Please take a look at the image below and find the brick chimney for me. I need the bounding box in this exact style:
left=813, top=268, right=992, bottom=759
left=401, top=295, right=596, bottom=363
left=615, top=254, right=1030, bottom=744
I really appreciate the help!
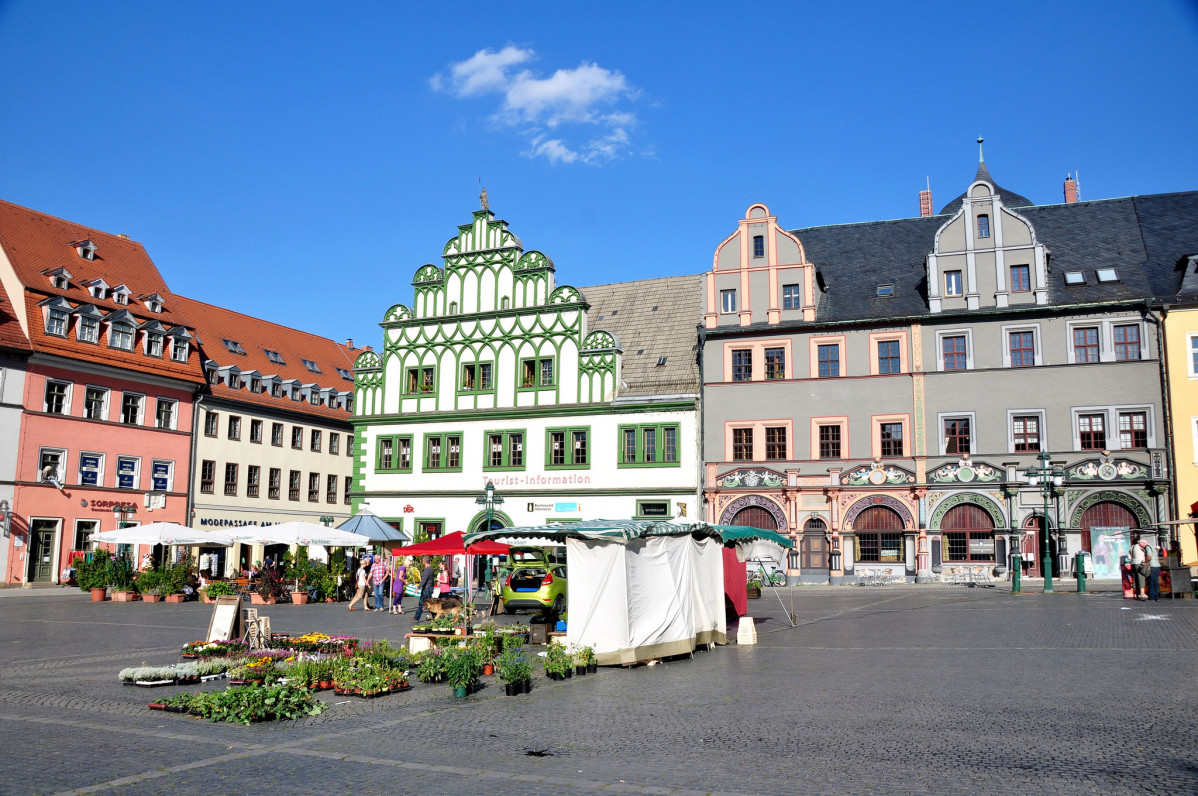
left=919, top=178, right=933, bottom=217
left=1064, top=174, right=1078, bottom=204
left=345, top=338, right=354, bottom=349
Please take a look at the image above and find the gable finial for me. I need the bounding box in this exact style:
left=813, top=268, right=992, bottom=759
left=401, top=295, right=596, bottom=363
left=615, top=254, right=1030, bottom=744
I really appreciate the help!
left=480, top=185, right=489, bottom=212
left=977, top=136, right=985, bottom=164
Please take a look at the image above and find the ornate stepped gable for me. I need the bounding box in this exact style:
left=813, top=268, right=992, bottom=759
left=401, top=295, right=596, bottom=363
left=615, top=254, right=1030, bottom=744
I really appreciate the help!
left=354, top=207, right=620, bottom=415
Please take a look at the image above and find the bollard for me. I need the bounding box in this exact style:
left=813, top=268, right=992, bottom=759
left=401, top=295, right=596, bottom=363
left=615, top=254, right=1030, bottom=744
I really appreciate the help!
left=1075, top=551, right=1087, bottom=594
left=1012, top=553, right=1022, bottom=594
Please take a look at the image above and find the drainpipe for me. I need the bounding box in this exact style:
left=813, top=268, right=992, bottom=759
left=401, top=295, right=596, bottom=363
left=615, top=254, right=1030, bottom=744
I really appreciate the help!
left=187, top=389, right=203, bottom=531
left=1147, top=304, right=1177, bottom=539
left=695, top=323, right=706, bottom=522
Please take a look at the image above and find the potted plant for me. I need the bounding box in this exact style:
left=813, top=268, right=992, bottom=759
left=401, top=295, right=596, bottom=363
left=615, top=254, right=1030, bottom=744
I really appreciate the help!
left=252, top=567, right=282, bottom=604
left=108, top=556, right=138, bottom=600
left=200, top=580, right=235, bottom=603
left=543, top=642, right=571, bottom=681
left=137, top=568, right=163, bottom=602
left=285, top=551, right=312, bottom=604
left=746, top=577, right=762, bottom=600
left=495, top=647, right=533, bottom=695
left=76, top=552, right=109, bottom=601
left=162, top=558, right=190, bottom=603
left=446, top=647, right=479, bottom=698
left=416, top=647, right=448, bottom=684
left=572, top=644, right=596, bottom=676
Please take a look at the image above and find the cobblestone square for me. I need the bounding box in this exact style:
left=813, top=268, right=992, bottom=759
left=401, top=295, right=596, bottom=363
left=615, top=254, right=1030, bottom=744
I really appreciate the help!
left=1, top=586, right=1195, bottom=795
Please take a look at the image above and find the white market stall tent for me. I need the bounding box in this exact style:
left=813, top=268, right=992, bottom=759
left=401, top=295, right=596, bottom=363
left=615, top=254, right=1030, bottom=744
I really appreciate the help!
left=465, top=520, right=792, bottom=666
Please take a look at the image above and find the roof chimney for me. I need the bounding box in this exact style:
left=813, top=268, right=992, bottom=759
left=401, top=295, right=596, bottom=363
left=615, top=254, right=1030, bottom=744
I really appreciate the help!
left=116, top=233, right=129, bottom=239
left=1064, top=173, right=1078, bottom=204
left=919, top=177, right=933, bottom=217
left=345, top=338, right=354, bottom=349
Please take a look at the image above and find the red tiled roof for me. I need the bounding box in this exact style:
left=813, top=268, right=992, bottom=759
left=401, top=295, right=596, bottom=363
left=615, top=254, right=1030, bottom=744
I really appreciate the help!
left=0, top=198, right=204, bottom=383
left=174, top=295, right=357, bottom=422
left=0, top=278, right=31, bottom=352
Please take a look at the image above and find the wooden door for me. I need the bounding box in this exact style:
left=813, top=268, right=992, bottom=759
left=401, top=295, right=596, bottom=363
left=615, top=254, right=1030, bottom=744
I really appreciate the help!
left=801, top=535, right=828, bottom=569
left=28, top=520, right=58, bottom=583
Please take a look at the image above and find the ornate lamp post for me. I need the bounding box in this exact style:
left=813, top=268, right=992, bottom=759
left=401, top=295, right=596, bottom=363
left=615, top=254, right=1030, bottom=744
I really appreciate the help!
left=1023, top=452, right=1065, bottom=593
left=473, top=481, right=504, bottom=604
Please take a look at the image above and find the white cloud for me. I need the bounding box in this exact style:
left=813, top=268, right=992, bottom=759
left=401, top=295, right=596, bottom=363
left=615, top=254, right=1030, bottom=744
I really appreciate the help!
left=432, top=46, right=642, bottom=165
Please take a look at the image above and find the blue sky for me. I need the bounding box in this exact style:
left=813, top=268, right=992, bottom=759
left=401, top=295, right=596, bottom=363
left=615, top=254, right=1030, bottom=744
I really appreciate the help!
left=1, top=1, right=1196, bottom=351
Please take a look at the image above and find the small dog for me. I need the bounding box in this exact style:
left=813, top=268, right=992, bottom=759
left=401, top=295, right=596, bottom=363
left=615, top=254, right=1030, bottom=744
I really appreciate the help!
left=424, top=596, right=463, bottom=620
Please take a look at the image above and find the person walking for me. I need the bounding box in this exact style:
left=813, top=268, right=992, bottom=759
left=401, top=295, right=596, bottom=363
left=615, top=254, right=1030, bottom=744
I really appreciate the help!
left=347, top=558, right=370, bottom=611
left=1140, top=536, right=1161, bottom=602
left=370, top=554, right=388, bottom=612
left=390, top=557, right=408, bottom=615
left=1130, top=536, right=1154, bottom=601
left=436, top=559, right=451, bottom=599
left=412, top=556, right=436, bottom=621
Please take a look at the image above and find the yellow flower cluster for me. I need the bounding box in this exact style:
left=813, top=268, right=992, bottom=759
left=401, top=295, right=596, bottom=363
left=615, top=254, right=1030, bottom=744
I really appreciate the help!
left=295, top=632, right=329, bottom=643
left=245, top=657, right=274, bottom=669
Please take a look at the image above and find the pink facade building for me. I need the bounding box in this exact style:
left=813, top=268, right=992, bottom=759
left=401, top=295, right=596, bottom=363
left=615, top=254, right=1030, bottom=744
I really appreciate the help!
left=0, top=200, right=205, bottom=584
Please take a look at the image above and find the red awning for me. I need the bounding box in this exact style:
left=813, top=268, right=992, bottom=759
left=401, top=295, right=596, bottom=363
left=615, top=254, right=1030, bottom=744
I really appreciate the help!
left=391, top=530, right=509, bottom=557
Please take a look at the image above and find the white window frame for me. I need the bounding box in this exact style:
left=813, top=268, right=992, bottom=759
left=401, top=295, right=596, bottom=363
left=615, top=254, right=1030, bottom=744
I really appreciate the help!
left=720, top=289, right=737, bottom=314
left=1072, top=406, right=1111, bottom=451
left=1071, top=404, right=1155, bottom=451
left=120, top=392, right=145, bottom=425
left=78, top=451, right=105, bottom=486
left=82, top=385, right=109, bottom=421
left=38, top=447, right=67, bottom=482
left=1191, top=418, right=1198, bottom=464
left=1066, top=317, right=1149, bottom=364
left=1007, top=409, right=1048, bottom=454
left=77, top=316, right=99, bottom=344
left=150, top=459, right=174, bottom=492
left=935, top=328, right=974, bottom=371
left=155, top=397, right=177, bottom=430
left=145, top=332, right=164, bottom=358
left=171, top=339, right=189, bottom=362
left=115, top=455, right=141, bottom=490
left=108, top=323, right=134, bottom=351
left=944, top=270, right=963, bottom=297
left=1064, top=320, right=1102, bottom=365
left=46, top=308, right=69, bottom=336
left=1188, top=334, right=1198, bottom=378
left=1114, top=405, right=1155, bottom=450
left=1001, top=323, right=1043, bottom=368
left=937, top=411, right=977, bottom=456
left=43, top=379, right=72, bottom=415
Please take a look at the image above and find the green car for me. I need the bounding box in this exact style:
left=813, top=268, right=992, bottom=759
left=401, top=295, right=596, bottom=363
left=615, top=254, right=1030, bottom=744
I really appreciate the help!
left=501, top=562, right=568, bottom=614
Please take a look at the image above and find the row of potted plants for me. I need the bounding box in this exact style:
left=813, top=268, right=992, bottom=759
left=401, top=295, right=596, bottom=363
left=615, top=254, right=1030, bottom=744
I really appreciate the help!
left=543, top=642, right=598, bottom=680
left=151, top=682, right=327, bottom=725
left=118, top=658, right=233, bottom=685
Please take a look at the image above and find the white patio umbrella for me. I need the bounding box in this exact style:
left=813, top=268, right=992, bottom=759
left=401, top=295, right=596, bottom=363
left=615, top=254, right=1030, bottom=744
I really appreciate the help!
left=91, top=522, right=233, bottom=547
left=228, top=521, right=371, bottom=548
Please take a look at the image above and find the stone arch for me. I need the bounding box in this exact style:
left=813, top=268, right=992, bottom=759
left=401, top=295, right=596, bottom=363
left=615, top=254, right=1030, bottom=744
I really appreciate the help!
left=928, top=492, right=1005, bottom=530
left=719, top=495, right=786, bottom=529
left=843, top=495, right=913, bottom=530
left=1069, top=490, right=1152, bottom=530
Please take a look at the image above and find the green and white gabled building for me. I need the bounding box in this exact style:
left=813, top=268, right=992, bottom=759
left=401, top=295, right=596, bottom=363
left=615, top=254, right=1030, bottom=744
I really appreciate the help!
left=350, top=203, right=702, bottom=539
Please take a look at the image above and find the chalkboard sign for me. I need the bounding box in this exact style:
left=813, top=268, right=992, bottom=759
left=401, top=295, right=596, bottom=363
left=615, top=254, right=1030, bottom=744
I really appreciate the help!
left=206, top=595, right=242, bottom=642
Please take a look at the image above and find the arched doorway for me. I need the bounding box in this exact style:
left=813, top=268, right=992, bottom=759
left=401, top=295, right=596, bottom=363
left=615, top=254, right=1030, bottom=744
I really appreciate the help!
left=941, top=504, right=994, bottom=564
left=1079, top=501, right=1139, bottom=553
left=730, top=505, right=783, bottom=530
left=800, top=517, right=828, bottom=573
left=854, top=506, right=903, bottom=563
left=1022, top=515, right=1049, bottom=577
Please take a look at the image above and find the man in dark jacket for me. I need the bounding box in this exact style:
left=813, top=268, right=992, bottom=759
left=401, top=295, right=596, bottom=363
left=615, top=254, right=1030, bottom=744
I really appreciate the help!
left=413, top=556, right=436, bottom=621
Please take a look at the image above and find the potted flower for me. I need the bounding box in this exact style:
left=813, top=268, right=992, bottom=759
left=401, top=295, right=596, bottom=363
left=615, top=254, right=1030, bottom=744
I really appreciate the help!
left=416, top=647, right=448, bottom=684
left=746, top=577, right=762, bottom=600
left=200, top=580, right=235, bottom=603
left=76, top=551, right=109, bottom=601
left=495, top=647, right=532, bottom=695
left=252, top=567, right=282, bottom=605
left=446, top=647, right=480, bottom=698
left=572, top=644, right=596, bottom=676
left=543, top=642, right=571, bottom=681
left=285, top=552, right=312, bottom=604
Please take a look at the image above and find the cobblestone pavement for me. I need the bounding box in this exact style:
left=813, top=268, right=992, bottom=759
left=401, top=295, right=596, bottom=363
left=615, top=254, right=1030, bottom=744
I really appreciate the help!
left=1, top=586, right=1195, bottom=795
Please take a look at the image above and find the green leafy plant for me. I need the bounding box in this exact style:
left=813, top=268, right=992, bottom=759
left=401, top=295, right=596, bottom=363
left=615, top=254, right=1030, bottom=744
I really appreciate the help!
left=572, top=644, right=596, bottom=667
left=75, top=552, right=110, bottom=591
left=161, top=683, right=326, bottom=725
left=494, top=648, right=532, bottom=684
left=445, top=646, right=481, bottom=690
left=415, top=647, right=448, bottom=683
left=136, top=567, right=164, bottom=596
left=543, top=642, right=571, bottom=676
left=201, top=580, right=236, bottom=599
left=108, top=556, right=137, bottom=592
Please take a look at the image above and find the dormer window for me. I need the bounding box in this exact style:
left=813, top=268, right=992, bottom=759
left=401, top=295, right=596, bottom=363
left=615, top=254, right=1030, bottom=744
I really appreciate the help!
left=977, top=214, right=991, bottom=238
left=249, top=376, right=261, bottom=393
left=139, top=293, right=164, bottom=313
left=222, top=339, right=246, bottom=355
left=44, top=268, right=73, bottom=290
left=78, top=316, right=99, bottom=343
left=309, top=391, right=321, bottom=406
left=206, top=368, right=220, bottom=385
left=88, top=279, right=110, bottom=301
left=146, top=332, right=164, bottom=358
left=336, top=367, right=353, bottom=381
left=264, top=349, right=285, bottom=365
left=270, top=382, right=283, bottom=398
left=301, top=358, right=322, bottom=374
left=71, top=240, right=97, bottom=260
left=111, top=286, right=131, bottom=305
left=109, top=322, right=134, bottom=351
left=171, top=339, right=189, bottom=363
left=291, top=386, right=301, bottom=401
left=228, top=374, right=242, bottom=389
left=345, top=394, right=354, bottom=412
left=46, top=307, right=69, bottom=336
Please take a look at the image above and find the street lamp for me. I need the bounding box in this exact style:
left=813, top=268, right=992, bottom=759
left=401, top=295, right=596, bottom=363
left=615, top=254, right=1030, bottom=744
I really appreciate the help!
left=475, top=480, right=504, bottom=534
left=1023, top=452, right=1065, bottom=593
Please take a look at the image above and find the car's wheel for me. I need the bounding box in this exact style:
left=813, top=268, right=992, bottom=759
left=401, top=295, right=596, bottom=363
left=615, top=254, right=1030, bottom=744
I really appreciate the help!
left=504, top=604, right=516, bottom=615
left=552, top=594, right=565, bottom=614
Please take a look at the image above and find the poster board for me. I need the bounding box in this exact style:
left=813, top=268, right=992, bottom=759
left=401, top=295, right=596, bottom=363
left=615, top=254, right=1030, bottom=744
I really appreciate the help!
left=1089, top=527, right=1130, bottom=580
left=206, top=595, right=242, bottom=642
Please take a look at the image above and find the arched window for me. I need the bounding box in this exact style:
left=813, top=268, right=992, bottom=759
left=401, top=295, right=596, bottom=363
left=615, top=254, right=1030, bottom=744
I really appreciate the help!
left=942, top=504, right=995, bottom=562
left=730, top=506, right=782, bottom=530
left=804, top=517, right=827, bottom=532
left=1079, top=501, right=1139, bottom=552
left=855, top=506, right=903, bottom=562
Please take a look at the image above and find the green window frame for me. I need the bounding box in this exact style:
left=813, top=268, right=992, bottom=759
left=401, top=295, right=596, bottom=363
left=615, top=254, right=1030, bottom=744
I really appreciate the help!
left=546, top=427, right=590, bottom=470
left=423, top=432, right=462, bottom=472
left=376, top=434, right=413, bottom=473
left=483, top=429, right=526, bottom=471
left=617, top=423, right=681, bottom=468
left=459, top=361, right=495, bottom=394
left=519, top=357, right=555, bottom=389
left=405, top=365, right=437, bottom=395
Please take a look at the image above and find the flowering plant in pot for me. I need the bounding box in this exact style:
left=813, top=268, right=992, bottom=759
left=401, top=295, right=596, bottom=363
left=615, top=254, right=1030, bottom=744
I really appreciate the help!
left=200, top=580, right=235, bottom=603
left=253, top=566, right=283, bottom=604
left=543, top=642, right=571, bottom=680
left=416, top=647, right=448, bottom=683
left=495, top=647, right=533, bottom=695
left=572, top=644, right=597, bottom=675
left=445, top=647, right=480, bottom=697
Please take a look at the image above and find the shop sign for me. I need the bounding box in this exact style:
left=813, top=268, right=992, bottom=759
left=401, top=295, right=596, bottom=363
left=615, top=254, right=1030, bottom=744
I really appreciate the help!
left=151, top=462, right=171, bottom=491
left=639, top=502, right=669, bottom=517
left=527, top=502, right=581, bottom=513
left=79, top=455, right=101, bottom=486
left=89, top=499, right=137, bottom=513
left=969, top=538, right=995, bottom=556
left=116, top=458, right=137, bottom=489
left=198, top=518, right=277, bottom=528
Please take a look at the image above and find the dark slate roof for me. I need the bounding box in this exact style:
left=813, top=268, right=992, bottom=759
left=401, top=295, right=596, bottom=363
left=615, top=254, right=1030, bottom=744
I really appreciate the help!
left=581, top=274, right=702, bottom=397
left=938, top=161, right=1035, bottom=215
left=788, top=190, right=1198, bottom=324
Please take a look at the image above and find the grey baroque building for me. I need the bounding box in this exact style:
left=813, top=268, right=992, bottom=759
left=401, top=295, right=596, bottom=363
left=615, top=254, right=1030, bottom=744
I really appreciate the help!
left=701, top=157, right=1198, bottom=584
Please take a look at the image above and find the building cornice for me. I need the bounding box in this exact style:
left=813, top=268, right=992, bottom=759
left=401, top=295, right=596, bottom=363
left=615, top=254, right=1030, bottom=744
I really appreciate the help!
left=350, top=399, right=697, bottom=427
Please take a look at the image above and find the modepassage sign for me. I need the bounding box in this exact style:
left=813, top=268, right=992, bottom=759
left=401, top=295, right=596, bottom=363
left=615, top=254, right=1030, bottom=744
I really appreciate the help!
left=206, top=595, right=242, bottom=642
